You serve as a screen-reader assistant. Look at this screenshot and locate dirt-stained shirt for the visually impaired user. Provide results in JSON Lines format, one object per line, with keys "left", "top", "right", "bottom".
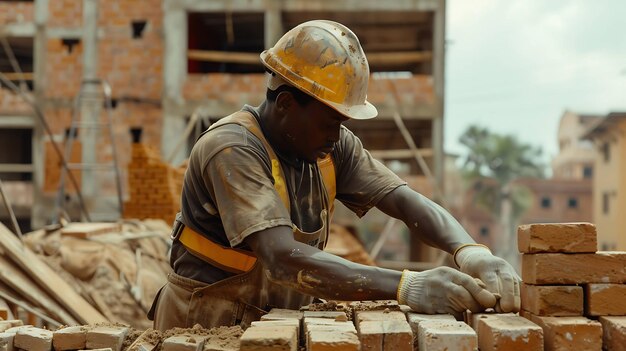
{"left": 171, "top": 105, "right": 406, "bottom": 283}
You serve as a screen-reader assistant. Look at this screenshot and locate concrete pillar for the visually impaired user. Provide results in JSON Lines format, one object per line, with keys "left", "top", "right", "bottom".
{"left": 162, "top": 2, "right": 188, "bottom": 165}
{"left": 432, "top": 0, "right": 446, "bottom": 197}
{"left": 264, "top": 0, "right": 283, "bottom": 49}
{"left": 79, "top": 0, "right": 100, "bottom": 218}
{"left": 31, "top": 0, "right": 49, "bottom": 229}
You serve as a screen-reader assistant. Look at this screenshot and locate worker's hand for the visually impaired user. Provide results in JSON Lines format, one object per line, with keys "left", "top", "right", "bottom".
{"left": 455, "top": 245, "right": 521, "bottom": 313}
{"left": 397, "top": 267, "right": 497, "bottom": 319}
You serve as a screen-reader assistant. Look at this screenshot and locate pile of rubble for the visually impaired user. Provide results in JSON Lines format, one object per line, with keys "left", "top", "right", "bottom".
{"left": 0, "top": 220, "right": 172, "bottom": 330}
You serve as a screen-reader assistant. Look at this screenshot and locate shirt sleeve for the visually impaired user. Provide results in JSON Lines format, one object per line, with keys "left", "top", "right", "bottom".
{"left": 334, "top": 126, "right": 407, "bottom": 217}
{"left": 206, "top": 145, "right": 292, "bottom": 247}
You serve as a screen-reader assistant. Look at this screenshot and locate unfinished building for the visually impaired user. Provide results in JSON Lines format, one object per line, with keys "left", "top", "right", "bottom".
{"left": 0, "top": 0, "right": 445, "bottom": 265}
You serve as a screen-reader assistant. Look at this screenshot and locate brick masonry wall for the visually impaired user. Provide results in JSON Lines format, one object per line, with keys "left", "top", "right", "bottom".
{"left": 0, "top": 2, "right": 34, "bottom": 25}
{"left": 182, "top": 73, "right": 435, "bottom": 109}
{"left": 1, "top": 0, "right": 436, "bottom": 221}
{"left": 123, "top": 143, "right": 184, "bottom": 224}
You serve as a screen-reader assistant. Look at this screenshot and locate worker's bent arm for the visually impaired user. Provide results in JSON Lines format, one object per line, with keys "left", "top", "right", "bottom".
{"left": 375, "top": 185, "right": 475, "bottom": 254}
{"left": 245, "top": 226, "right": 403, "bottom": 301}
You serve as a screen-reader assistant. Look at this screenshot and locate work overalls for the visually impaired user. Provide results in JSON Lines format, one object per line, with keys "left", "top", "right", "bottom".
{"left": 149, "top": 111, "right": 335, "bottom": 330}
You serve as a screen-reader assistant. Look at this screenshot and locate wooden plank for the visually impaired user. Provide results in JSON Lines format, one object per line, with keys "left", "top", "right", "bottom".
{"left": 370, "top": 148, "right": 433, "bottom": 159}
{"left": 367, "top": 51, "right": 432, "bottom": 65}
{"left": 187, "top": 49, "right": 432, "bottom": 66}
{"left": 0, "top": 255, "right": 77, "bottom": 325}
{"left": 0, "top": 223, "right": 107, "bottom": 324}
{"left": 61, "top": 222, "right": 121, "bottom": 239}
{"left": 188, "top": 50, "right": 259, "bottom": 65}
{"left": 0, "top": 73, "right": 34, "bottom": 80}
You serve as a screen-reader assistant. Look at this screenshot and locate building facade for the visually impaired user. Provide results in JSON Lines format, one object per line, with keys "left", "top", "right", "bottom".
{"left": 0, "top": 0, "right": 446, "bottom": 243}
{"left": 583, "top": 112, "right": 626, "bottom": 251}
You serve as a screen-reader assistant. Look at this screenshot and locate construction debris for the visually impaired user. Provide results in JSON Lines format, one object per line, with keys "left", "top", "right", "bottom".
{"left": 0, "top": 219, "right": 171, "bottom": 329}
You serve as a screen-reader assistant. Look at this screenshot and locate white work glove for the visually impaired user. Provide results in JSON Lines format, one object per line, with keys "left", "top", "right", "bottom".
{"left": 454, "top": 244, "right": 521, "bottom": 312}
{"left": 397, "top": 267, "right": 497, "bottom": 319}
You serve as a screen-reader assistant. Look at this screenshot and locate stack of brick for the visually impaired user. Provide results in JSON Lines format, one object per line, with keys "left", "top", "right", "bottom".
{"left": 123, "top": 143, "right": 185, "bottom": 225}
{"left": 518, "top": 222, "right": 626, "bottom": 351}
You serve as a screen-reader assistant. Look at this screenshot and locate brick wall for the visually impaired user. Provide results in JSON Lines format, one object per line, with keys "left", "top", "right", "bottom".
{"left": 0, "top": 2, "right": 34, "bottom": 25}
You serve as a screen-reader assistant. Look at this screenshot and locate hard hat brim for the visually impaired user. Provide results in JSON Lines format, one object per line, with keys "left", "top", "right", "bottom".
{"left": 325, "top": 99, "right": 378, "bottom": 120}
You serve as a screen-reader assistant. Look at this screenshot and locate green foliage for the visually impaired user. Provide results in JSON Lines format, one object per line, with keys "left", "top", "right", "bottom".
{"left": 459, "top": 125, "right": 545, "bottom": 220}
{"left": 460, "top": 125, "right": 545, "bottom": 184}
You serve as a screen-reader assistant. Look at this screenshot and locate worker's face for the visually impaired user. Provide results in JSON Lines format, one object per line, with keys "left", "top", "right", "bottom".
{"left": 282, "top": 95, "right": 349, "bottom": 163}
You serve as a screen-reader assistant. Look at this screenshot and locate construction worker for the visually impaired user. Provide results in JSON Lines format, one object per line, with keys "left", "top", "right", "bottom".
{"left": 149, "top": 20, "right": 520, "bottom": 330}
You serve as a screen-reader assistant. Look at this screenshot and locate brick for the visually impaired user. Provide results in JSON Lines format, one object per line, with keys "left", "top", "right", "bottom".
{"left": 0, "top": 321, "right": 23, "bottom": 332}
{"left": 86, "top": 326, "right": 129, "bottom": 351}
{"left": 521, "top": 284, "right": 583, "bottom": 316}
{"left": 357, "top": 320, "right": 412, "bottom": 351}
{"left": 476, "top": 314, "right": 543, "bottom": 351}
{"left": 406, "top": 312, "right": 455, "bottom": 342}
{"left": 585, "top": 284, "right": 626, "bottom": 316}
{"left": 524, "top": 312, "right": 602, "bottom": 351}
{"left": 517, "top": 223, "right": 597, "bottom": 253}
{"left": 0, "top": 332, "right": 14, "bottom": 351}
{"left": 468, "top": 313, "right": 515, "bottom": 331}
{"left": 305, "top": 322, "right": 358, "bottom": 350}
{"left": 599, "top": 316, "right": 626, "bottom": 351}
{"left": 161, "top": 335, "right": 206, "bottom": 351}
{"left": 250, "top": 319, "right": 300, "bottom": 338}
{"left": 418, "top": 320, "right": 477, "bottom": 351}
{"left": 307, "top": 326, "right": 359, "bottom": 351}
{"left": 53, "top": 326, "right": 88, "bottom": 351}
{"left": 14, "top": 327, "right": 53, "bottom": 351}
{"left": 261, "top": 309, "right": 303, "bottom": 322}
{"left": 239, "top": 325, "right": 297, "bottom": 351}
{"left": 355, "top": 310, "right": 406, "bottom": 323}
{"left": 304, "top": 319, "right": 356, "bottom": 335}
{"left": 522, "top": 252, "right": 626, "bottom": 284}
{"left": 302, "top": 311, "right": 348, "bottom": 321}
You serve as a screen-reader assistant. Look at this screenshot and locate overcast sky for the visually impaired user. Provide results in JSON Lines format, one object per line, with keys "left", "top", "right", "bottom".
{"left": 445, "top": 0, "right": 626, "bottom": 165}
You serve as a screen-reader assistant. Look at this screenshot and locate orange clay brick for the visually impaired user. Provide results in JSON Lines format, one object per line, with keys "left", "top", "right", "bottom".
{"left": 599, "top": 316, "right": 626, "bottom": 351}
{"left": 356, "top": 319, "right": 412, "bottom": 351}
{"left": 52, "top": 326, "right": 88, "bottom": 351}
{"left": 307, "top": 326, "right": 359, "bottom": 351}
{"left": 418, "top": 320, "right": 477, "bottom": 351}
{"left": 522, "top": 252, "right": 626, "bottom": 284}
{"left": 522, "top": 312, "right": 602, "bottom": 351}
{"left": 14, "top": 327, "right": 53, "bottom": 351}
{"left": 585, "top": 284, "right": 626, "bottom": 316}
{"left": 517, "top": 223, "right": 597, "bottom": 253}
{"left": 355, "top": 310, "right": 406, "bottom": 323}
{"left": 521, "top": 283, "right": 583, "bottom": 316}
{"left": 239, "top": 325, "right": 297, "bottom": 351}
{"left": 475, "top": 314, "right": 543, "bottom": 351}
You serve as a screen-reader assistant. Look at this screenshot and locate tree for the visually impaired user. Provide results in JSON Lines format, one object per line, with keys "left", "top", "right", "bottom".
{"left": 459, "top": 125, "right": 545, "bottom": 266}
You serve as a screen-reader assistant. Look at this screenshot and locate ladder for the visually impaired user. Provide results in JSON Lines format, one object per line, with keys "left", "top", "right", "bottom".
{"left": 55, "top": 79, "right": 124, "bottom": 222}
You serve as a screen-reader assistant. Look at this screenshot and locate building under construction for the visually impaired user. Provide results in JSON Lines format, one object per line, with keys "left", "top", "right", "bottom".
{"left": 0, "top": 1, "right": 625, "bottom": 350}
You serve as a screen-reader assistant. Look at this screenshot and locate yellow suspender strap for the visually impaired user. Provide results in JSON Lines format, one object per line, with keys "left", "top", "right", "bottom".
{"left": 179, "top": 111, "right": 336, "bottom": 273}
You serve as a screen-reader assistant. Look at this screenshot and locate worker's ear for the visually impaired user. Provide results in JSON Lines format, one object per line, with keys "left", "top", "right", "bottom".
{"left": 275, "top": 91, "right": 294, "bottom": 114}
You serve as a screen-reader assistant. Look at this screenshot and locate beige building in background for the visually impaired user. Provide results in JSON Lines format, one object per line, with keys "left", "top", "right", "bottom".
{"left": 583, "top": 112, "right": 626, "bottom": 251}
{"left": 552, "top": 110, "right": 602, "bottom": 180}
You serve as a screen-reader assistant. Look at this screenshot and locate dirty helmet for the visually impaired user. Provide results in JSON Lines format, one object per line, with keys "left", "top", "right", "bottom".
{"left": 260, "top": 20, "right": 377, "bottom": 120}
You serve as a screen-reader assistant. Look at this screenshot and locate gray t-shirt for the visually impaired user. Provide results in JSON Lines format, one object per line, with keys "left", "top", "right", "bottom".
{"left": 171, "top": 105, "right": 406, "bottom": 283}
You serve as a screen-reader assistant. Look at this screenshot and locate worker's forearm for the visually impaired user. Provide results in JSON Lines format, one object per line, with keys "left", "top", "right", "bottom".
{"left": 377, "top": 186, "right": 475, "bottom": 254}
{"left": 269, "top": 246, "right": 401, "bottom": 301}
{"left": 248, "top": 227, "right": 402, "bottom": 301}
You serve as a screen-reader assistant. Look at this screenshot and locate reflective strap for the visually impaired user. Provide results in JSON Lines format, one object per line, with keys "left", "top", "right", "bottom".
{"left": 179, "top": 226, "right": 257, "bottom": 274}
{"left": 317, "top": 154, "right": 336, "bottom": 215}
